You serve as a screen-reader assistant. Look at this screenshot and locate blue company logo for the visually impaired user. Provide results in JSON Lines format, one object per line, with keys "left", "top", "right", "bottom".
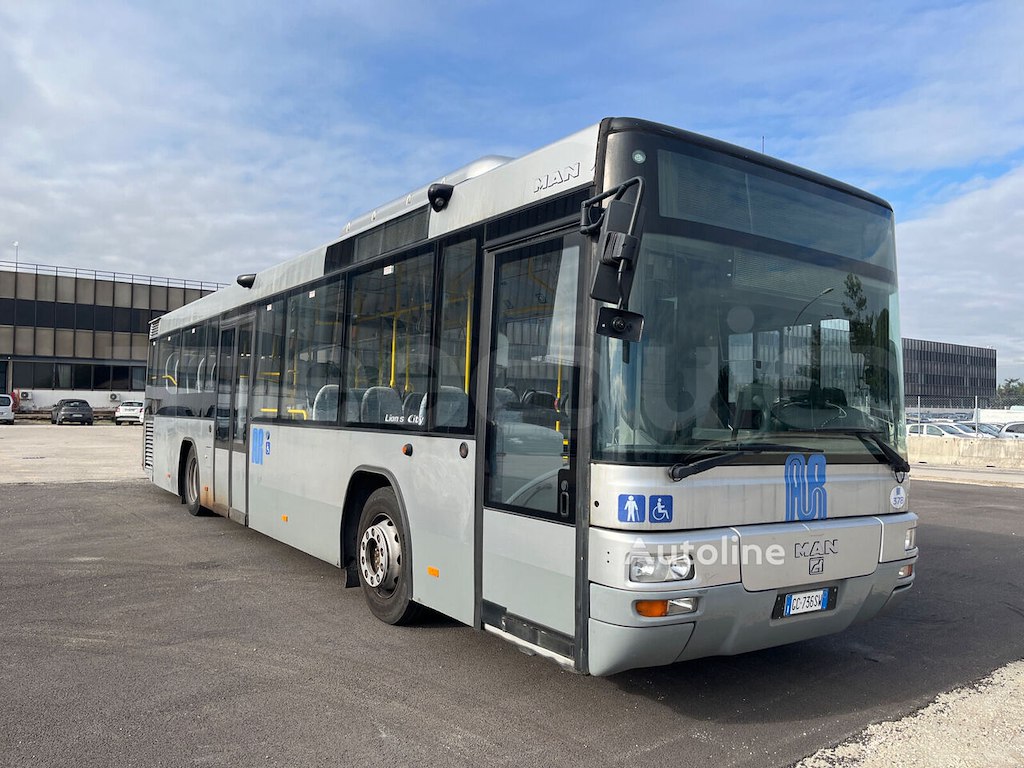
{"left": 618, "top": 494, "right": 645, "bottom": 523}
{"left": 784, "top": 454, "right": 827, "bottom": 521}
{"left": 251, "top": 428, "right": 271, "bottom": 465}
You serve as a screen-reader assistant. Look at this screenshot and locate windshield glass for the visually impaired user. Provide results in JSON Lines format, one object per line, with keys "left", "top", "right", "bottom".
{"left": 595, "top": 133, "right": 905, "bottom": 464}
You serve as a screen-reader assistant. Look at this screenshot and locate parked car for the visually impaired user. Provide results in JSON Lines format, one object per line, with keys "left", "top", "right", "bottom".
{"left": 0, "top": 394, "right": 14, "bottom": 425}
{"left": 936, "top": 422, "right": 992, "bottom": 438}
{"left": 114, "top": 400, "right": 144, "bottom": 425}
{"left": 996, "top": 421, "right": 1024, "bottom": 439}
{"left": 907, "top": 423, "right": 969, "bottom": 438}
{"left": 51, "top": 399, "right": 94, "bottom": 425}
{"left": 975, "top": 423, "right": 1004, "bottom": 438}
{"left": 949, "top": 422, "right": 997, "bottom": 438}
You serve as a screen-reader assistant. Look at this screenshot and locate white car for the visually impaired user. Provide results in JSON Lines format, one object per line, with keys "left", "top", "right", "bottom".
{"left": 907, "top": 423, "right": 969, "bottom": 438}
{"left": 114, "top": 400, "right": 145, "bottom": 425}
{"left": 0, "top": 394, "right": 14, "bottom": 425}
{"left": 996, "top": 421, "right": 1024, "bottom": 439}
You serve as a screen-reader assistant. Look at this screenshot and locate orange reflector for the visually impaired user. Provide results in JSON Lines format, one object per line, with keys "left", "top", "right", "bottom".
{"left": 402, "top": 443, "right": 413, "bottom": 456}
{"left": 281, "top": 515, "right": 288, "bottom": 523}
{"left": 427, "top": 566, "right": 440, "bottom": 578}
{"left": 635, "top": 600, "right": 669, "bottom": 618}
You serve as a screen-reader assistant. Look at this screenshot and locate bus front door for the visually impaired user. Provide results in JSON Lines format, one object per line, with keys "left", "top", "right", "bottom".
{"left": 480, "top": 233, "right": 581, "bottom": 663}
{"left": 213, "top": 319, "right": 253, "bottom": 524}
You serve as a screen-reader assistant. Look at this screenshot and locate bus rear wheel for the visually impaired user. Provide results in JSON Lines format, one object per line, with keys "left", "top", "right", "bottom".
{"left": 356, "top": 487, "right": 421, "bottom": 625}
{"left": 183, "top": 445, "right": 206, "bottom": 516}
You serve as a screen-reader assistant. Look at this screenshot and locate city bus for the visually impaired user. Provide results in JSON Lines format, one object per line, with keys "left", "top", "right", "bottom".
{"left": 144, "top": 117, "right": 918, "bottom": 676}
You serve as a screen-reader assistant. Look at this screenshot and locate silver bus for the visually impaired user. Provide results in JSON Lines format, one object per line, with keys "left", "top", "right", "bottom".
{"left": 145, "top": 117, "right": 917, "bottom": 676}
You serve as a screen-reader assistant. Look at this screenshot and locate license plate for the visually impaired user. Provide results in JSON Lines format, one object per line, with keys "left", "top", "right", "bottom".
{"left": 772, "top": 586, "right": 837, "bottom": 619}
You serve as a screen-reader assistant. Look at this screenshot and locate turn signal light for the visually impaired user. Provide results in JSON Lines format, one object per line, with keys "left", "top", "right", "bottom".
{"left": 898, "top": 564, "right": 914, "bottom": 579}
{"left": 635, "top": 600, "right": 669, "bottom": 617}
{"left": 634, "top": 597, "right": 699, "bottom": 618}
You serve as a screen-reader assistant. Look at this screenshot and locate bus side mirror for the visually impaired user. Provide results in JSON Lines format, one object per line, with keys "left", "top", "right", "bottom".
{"left": 590, "top": 201, "right": 638, "bottom": 305}
{"left": 581, "top": 178, "right": 647, "bottom": 346}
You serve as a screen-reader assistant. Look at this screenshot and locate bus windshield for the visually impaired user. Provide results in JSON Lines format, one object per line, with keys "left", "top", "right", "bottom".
{"left": 595, "top": 137, "right": 905, "bottom": 464}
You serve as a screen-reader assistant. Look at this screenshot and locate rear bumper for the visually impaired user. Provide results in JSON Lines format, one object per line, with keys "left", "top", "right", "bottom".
{"left": 587, "top": 559, "right": 915, "bottom": 676}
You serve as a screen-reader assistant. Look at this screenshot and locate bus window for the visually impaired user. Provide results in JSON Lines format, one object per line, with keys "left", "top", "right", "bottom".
{"left": 345, "top": 250, "right": 433, "bottom": 428}
{"left": 280, "top": 280, "right": 344, "bottom": 422}
{"left": 433, "top": 238, "right": 477, "bottom": 430}
{"left": 252, "top": 299, "right": 285, "bottom": 420}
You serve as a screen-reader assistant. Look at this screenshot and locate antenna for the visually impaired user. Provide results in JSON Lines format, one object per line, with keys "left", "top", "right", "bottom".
{"left": 761, "top": 136, "right": 765, "bottom": 154}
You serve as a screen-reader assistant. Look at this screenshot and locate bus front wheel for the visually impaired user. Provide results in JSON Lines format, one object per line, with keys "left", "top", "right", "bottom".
{"left": 356, "top": 487, "right": 421, "bottom": 625}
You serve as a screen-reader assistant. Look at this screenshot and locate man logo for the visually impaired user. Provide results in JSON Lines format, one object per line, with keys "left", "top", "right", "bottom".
{"left": 809, "top": 557, "right": 825, "bottom": 575}
{"left": 785, "top": 454, "right": 827, "bottom": 521}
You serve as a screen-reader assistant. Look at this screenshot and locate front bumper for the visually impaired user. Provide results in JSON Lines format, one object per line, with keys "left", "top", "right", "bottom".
{"left": 586, "top": 559, "right": 916, "bottom": 676}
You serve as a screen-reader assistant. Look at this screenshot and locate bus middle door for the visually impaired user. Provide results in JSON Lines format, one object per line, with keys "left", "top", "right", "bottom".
{"left": 213, "top": 318, "right": 253, "bottom": 524}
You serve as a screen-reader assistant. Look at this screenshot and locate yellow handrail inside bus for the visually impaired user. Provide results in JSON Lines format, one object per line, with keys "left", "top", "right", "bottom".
{"left": 464, "top": 290, "right": 472, "bottom": 393}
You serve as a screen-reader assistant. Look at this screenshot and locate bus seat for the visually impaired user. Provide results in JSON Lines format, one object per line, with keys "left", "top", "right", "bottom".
{"left": 305, "top": 362, "right": 341, "bottom": 401}
{"left": 361, "top": 386, "right": 404, "bottom": 425}
{"left": 734, "top": 383, "right": 771, "bottom": 431}
{"left": 344, "top": 388, "right": 365, "bottom": 423}
{"left": 312, "top": 384, "right": 339, "bottom": 422}
{"left": 821, "top": 387, "right": 847, "bottom": 406}
{"left": 403, "top": 392, "right": 425, "bottom": 424}
{"left": 421, "top": 385, "right": 468, "bottom": 428}
{"left": 493, "top": 387, "right": 517, "bottom": 409}
{"left": 521, "top": 389, "right": 558, "bottom": 428}
{"left": 492, "top": 387, "right": 521, "bottom": 423}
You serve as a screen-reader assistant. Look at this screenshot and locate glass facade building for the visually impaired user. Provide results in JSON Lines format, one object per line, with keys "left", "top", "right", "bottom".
{"left": 0, "top": 261, "right": 221, "bottom": 409}
{"left": 902, "top": 337, "right": 997, "bottom": 408}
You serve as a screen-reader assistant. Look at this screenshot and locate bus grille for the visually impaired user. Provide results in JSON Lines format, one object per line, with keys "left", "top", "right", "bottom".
{"left": 143, "top": 420, "right": 154, "bottom": 471}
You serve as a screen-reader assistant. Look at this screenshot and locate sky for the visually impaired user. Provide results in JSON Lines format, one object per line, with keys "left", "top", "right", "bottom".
{"left": 1, "top": 0, "right": 1022, "bottom": 380}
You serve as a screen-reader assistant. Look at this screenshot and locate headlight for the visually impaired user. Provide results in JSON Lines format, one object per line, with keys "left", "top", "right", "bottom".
{"left": 628, "top": 553, "right": 694, "bottom": 583}
{"left": 904, "top": 527, "right": 916, "bottom": 551}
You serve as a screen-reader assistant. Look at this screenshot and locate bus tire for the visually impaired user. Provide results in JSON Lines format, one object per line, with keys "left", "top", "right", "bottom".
{"left": 356, "top": 487, "right": 421, "bottom": 625}
{"left": 183, "top": 444, "right": 205, "bottom": 516}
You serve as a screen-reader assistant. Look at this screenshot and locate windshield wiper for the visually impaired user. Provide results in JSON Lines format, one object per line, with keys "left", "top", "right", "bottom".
{"left": 668, "top": 443, "right": 809, "bottom": 481}
{"left": 817, "top": 428, "right": 910, "bottom": 475}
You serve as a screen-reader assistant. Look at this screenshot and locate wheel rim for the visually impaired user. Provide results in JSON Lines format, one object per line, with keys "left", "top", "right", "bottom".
{"left": 187, "top": 456, "right": 200, "bottom": 505}
{"left": 359, "top": 516, "right": 401, "bottom": 592}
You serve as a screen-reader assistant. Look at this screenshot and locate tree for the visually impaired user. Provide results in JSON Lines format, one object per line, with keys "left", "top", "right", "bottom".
{"left": 994, "top": 378, "right": 1024, "bottom": 408}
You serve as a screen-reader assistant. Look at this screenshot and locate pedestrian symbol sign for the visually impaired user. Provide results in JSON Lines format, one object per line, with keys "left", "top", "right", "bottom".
{"left": 618, "top": 494, "right": 645, "bottom": 523}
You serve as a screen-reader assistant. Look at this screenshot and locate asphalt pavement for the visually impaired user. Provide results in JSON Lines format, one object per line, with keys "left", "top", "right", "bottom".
{"left": 1, "top": 426, "right": 1022, "bottom": 767}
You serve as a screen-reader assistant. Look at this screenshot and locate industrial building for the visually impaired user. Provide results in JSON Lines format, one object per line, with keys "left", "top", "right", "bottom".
{"left": 0, "top": 260, "right": 221, "bottom": 412}
{"left": 902, "top": 337, "right": 997, "bottom": 409}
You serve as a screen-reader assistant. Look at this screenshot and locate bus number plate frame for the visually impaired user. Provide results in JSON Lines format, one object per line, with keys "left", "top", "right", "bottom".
{"left": 772, "top": 586, "right": 838, "bottom": 619}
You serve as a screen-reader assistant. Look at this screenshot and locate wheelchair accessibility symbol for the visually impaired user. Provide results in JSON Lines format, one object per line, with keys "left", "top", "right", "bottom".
{"left": 649, "top": 495, "right": 673, "bottom": 523}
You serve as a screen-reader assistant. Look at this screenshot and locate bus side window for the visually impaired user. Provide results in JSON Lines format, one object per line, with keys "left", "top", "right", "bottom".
{"left": 345, "top": 249, "right": 433, "bottom": 430}
{"left": 280, "top": 280, "right": 344, "bottom": 423}
{"left": 429, "top": 237, "right": 477, "bottom": 431}
{"left": 253, "top": 299, "right": 285, "bottom": 420}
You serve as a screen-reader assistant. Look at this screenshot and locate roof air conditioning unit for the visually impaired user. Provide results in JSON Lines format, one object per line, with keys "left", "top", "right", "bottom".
{"left": 20, "top": 391, "right": 32, "bottom": 400}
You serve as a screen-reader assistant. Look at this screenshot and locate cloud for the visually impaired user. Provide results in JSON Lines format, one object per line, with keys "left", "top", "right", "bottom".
{"left": 1, "top": 0, "right": 1022, "bottom": 386}
{"left": 791, "top": 0, "right": 1024, "bottom": 181}
{"left": 897, "top": 164, "right": 1024, "bottom": 380}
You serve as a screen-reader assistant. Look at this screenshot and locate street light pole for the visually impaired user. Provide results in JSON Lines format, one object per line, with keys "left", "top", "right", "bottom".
{"left": 12, "top": 241, "right": 18, "bottom": 266}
